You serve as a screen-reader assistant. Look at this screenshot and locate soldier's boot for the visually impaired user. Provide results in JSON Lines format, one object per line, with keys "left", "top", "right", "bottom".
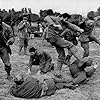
{"left": 5, "top": 65, "right": 13, "bottom": 81}
{"left": 54, "top": 59, "right": 63, "bottom": 78}
{"left": 24, "top": 47, "right": 27, "bottom": 55}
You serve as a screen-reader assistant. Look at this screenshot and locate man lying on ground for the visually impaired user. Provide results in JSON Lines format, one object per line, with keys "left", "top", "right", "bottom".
{"left": 69, "top": 57, "right": 98, "bottom": 85}
{"left": 10, "top": 73, "right": 77, "bottom": 99}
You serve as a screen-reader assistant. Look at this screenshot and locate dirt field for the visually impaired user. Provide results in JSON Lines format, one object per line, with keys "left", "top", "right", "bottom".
{"left": 0, "top": 28, "right": 100, "bottom": 100}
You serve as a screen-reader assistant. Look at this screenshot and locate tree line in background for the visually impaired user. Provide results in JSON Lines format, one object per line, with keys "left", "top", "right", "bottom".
{"left": 0, "top": 7, "right": 100, "bottom": 28}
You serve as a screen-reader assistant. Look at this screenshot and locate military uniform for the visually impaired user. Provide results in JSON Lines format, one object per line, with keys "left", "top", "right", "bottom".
{"left": 60, "top": 21, "right": 81, "bottom": 62}
{"left": 10, "top": 75, "right": 75, "bottom": 98}
{"left": 0, "top": 22, "right": 15, "bottom": 79}
{"left": 17, "top": 17, "right": 31, "bottom": 55}
{"left": 79, "top": 19, "right": 100, "bottom": 57}
{"left": 44, "top": 15, "right": 83, "bottom": 76}
{"left": 28, "top": 49, "right": 54, "bottom": 73}
{"left": 69, "top": 57, "right": 96, "bottom": 85}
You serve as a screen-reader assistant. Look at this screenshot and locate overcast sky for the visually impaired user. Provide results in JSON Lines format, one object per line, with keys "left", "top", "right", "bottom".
{"left": 0, "top": 0, "right": 100, "bottom": 16}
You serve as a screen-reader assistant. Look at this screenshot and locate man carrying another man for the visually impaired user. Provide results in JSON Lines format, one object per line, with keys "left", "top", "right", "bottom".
{"left": 43, "top": 9, "right": 84, "bottom": 77}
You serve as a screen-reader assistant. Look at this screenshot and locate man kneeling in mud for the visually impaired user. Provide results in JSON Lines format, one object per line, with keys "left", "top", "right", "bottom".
{"left": 10, "top": 73, "right": 77, "bottom": 99}
{"left": 27, "top": 46, "right": 54, "bottom": 75}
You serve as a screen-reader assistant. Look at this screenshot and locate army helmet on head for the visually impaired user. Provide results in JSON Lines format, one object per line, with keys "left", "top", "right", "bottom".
{"left": 60, "top": 13, "right": 71, "bottom": 19}
{"left": 46, "top": 9, "right": 54, "bottom": 15}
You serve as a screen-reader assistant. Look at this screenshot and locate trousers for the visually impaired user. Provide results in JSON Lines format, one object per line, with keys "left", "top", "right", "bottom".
{"left": 73, "top": 68, "right": 96, "bottom": 85}
{"left": 0, "top": 47, "right": 11, "bottom": 73}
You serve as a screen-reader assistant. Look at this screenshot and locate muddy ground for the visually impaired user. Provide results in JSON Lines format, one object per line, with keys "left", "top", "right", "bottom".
{"left": 0, "top": 28, "right": 100, "bottom": 100}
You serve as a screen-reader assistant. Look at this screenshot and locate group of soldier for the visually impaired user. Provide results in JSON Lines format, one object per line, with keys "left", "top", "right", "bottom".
{"left": 0, "top": 9, "right": 100, "bottom": 98}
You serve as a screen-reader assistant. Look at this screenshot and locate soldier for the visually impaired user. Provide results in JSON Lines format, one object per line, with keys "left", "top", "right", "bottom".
{"left": 0, "top": 16, "right": 15, "bottom": 80}
{"left": 69, "top": 57, "right": 98, "bottom": 85}
{"left": 78, "top": 18, "right": 100, "bottom": 58}
{"left": 60, "top": 14, "right": 81, "bottom": 62}
{"left": 17, "top": 16, "right": 31, "bottom": 55}
{"left": 10, "top": 73, "right": 76, "bottom": 99}
{"left": 27, "top": 47, "right": 54, "bottom": 74}
{"left": 43, "top": 10, "right": 83, "bottom": 77}
{"left": 61, "top": 28, "right": 79, "bottom": 62}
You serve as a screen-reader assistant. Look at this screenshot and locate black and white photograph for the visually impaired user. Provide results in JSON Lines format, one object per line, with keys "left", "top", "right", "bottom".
{"left": 0, "top": 0, "right": 100, "bottom": 100}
